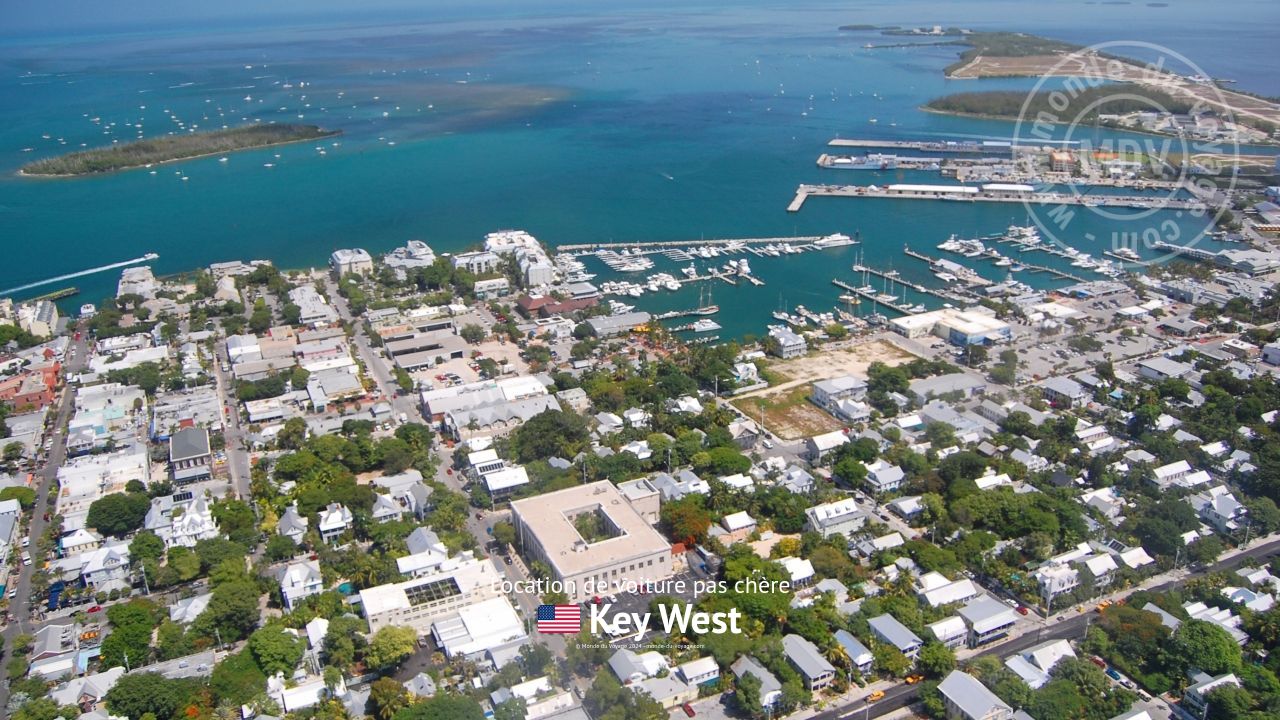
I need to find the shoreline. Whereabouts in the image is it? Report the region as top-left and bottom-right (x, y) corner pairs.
(16, 129), (342, 179)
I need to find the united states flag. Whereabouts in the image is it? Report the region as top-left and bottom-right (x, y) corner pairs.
(536, 604), (581, 634)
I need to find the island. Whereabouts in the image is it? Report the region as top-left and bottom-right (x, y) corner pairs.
(923, 82), (1193, 122)
(18, 123), (341, 177)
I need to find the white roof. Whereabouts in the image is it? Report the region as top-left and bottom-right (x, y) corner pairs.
(928, 616), (967, 641)
(778, 557), (815, 585)
(484, 466), (530, 492)
(722, 511), (757, 531)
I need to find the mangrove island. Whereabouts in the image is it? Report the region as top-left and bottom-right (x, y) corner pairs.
(19, 123), (341, 177)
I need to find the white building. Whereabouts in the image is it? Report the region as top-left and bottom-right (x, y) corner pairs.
(277, 560), (325, 610)
(317, 503), (353, 544)
(359, 554), (505, 634)
(805, 498), (866, 538)
(330, 248), (374, 276)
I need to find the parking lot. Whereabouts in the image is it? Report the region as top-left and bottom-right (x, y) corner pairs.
(589, 565), (714, 643)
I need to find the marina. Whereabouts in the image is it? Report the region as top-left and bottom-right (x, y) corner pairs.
(817, 153), (943, 170)
(786, 183), (1208, 213)
(827, 137), (1078, 154)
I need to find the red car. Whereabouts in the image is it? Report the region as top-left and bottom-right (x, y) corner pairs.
(1017, 606), (1029, 615)
(88, 605), (102, 613)
(681, 703), (696, 717)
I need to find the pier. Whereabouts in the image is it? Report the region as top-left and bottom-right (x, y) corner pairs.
(830, 279), (913, 315)
(0, 252), (158, 297)
(817, 153), (944, 170)
(852, 263), (970, 303)
(557, 236), (823, 254)
(786, 183), (1208, 213)
(904, 245), (1085, 283)
(827, 138), (1078, 154)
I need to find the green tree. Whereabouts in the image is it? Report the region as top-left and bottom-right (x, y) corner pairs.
(209, 649), (267, 706)
(369, 677), (411, 720)
(393, 695), (486, 720)
(917, 642), (956, 678)
(1171, 620), (1243, 676)
(129, 531), (166, 562)
(511, 410), (589, 463)
(105, 673), (199, 720)
(492, 521), (517, 547)
(86, 492), (150, 536)
(872, 643), (911, 678)
(191, 580), (261, 643)
(265, 534), (298, 562)
(459, 324), (487, 344)
(365, 626), (418, 673)
(248, 625), (305, 675)
(0, 486), (36, 509)
(736, 670), (765, 719)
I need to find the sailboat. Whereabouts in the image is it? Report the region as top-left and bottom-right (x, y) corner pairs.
(693, 285), (719, 315)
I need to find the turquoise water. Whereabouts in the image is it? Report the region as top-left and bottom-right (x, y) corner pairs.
(1, 0), (1276, 339)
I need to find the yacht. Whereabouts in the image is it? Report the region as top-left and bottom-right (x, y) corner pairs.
(813, 233), (858, 248)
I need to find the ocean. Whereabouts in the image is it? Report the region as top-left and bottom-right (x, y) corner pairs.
(1, 0), (1276, 339)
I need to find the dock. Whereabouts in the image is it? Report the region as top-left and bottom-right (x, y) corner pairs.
(830, 279), (913, 315)
(827, 138), (1078, 154)
(903, 245), (1085, 284)
(655, 307), (720, 320)
(817, 153), (943, 170)
(853, 263), (970, 303)
(786, 184), (1209, 213)
(557, 236), (823, 254)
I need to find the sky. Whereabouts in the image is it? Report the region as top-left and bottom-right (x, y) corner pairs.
(1, 0), (686, 35)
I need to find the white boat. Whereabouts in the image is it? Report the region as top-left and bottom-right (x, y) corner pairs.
(690, 319), (722, 333)
(814, 233), (858, 248)
(934, 272), (958, 282)
(665, 279), (681, 291)
(79, 303), (97, 317)
(737, 259), (752, 276)
(994, 257), (1012, 267)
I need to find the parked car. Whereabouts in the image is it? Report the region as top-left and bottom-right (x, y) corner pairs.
(681, 703), (696, 717)
(1105, 668), (1122, 681)
(867, 691), (885, 702)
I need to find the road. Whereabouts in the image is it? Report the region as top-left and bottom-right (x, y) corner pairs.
(0, 329), (89, 710)
(210, 344), (252, 499)
(808, 534), (1280, 720)
(321, 274), (421, 424)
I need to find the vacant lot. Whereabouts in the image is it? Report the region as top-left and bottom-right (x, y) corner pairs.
(732, 339), (916, 440)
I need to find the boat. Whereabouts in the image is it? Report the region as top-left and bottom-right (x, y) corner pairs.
(813, 233), (858, 248)
(824, 154), (897, 171)
(681, 263), (698, 279)
(1010, 264), (1025, 272)
(690, 319), (722, 333)
(934, 272), (958, 283)
(79, 303), (97, 317)
(1113, 248), (1141, 261)
(994, 257), (1012, 267)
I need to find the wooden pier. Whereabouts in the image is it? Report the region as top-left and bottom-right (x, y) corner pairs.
(853, 263), (969, 303)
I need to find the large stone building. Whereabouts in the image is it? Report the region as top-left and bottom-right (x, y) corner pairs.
(510, 481), (673, 603)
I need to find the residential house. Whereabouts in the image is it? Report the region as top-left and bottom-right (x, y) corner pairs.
(1039, 377), (1088, 407)
(806, 430), (849, 463)
(80, 541), (131, 590)
(277, 560), (325, 611)
(812, 376), (868, 412)
(958, 597), (1018, 648)
(1188, 486), (1248, 534)
(676, 656), (720, 687)
(168, 427), (212, 484)
(768, 326), (806, 358)
(833, 629), (874, 675)
(277, 504), (309, 545)
(731, 656), (783, 710)
(608, 649), (668, 684)
(868, 614), (923, 659)
(782, 634), (836, 692)
(928, 616), (968, 650)
(145, 492), (220, 549)
(864, 459), (905, 494)
(1003, 639), (1076, 689)
(317, 503), (353, 544)
(805, 498), (866, 538)
(938, 670), (1013, 720)
(1182, 673), (1241, 719)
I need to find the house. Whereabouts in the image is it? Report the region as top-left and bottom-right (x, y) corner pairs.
(778, 464), (815, 494)
(403, 673), (438, 699)
(1039, 377), (1088, 407)
(720, 511), (757, 543)
(938, 670), (1013, 720)
(169, 593), (212, 625)
(1137, 356), (1192, 382)
(833, 629), (874, 675)
(812, 376), (868, 411)
(650, 469), (709, 501)
(49, 666), (126, 710)
(928, 616), (969, 649)
(731, 656), (783, 710)
(371, 493), (405, 524)
(864, 459), (905, 494)
(676, 656), (720, 687)
(909, 373), (987, 404)
(1003, 639), (1076, 689)
(888, 495), (924, 520)
(958, 597), (1018, 648)
(608, 648), (668, 684)
(805, 498), (866, 538)
(783, 634), (836, 691)
(145, 492), (220, 549)
(917, 573), (980, 608)
(633, 675), (697, 710)
(868, 614), (923, 658)
(277, 504), (309, 545)
(1188, 486), (1248, 534)
(277, 560), (325, 610)
(779, 557), (815, 586)
(768, 326), (806, 358)
(856, 532), (905, 558)
(806, 430), (849, 463)
(80, 541), (131, 590)
(666, 395), (703, 414)
(1182, 673), (1241, 719)
(317, 503), (353, 544)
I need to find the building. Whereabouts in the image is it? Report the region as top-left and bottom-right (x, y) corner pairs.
(938, 670), (1012, 720)
(510, 481), (673, 603)
(1050, 150), (1075, 173)
(79, 541), (131, 590)
(430, 594), (529, 660)
(17, 300), (59, 338)
(783, 634), (836, 692)
(1039, 376), (1088, 407)
(586, 312), (652, 338)
(384, 241), (437, 274)
(928, 616), (968, 649)
(451, 250), (500, 275)
(865, 459), (905, 494)
(609, 648), (668, 684)
(277, 504), (309, 545)
(918, 573), (980, 608)
(277, 560), (325, 610)
(833, 629), (874, 675)
(168, 427), (212, 484)
(287, 285), (339, 327)
(1188, 485), (1247, 534)
(145, 492), (220, 549)
(358, 554), (505, 634)
(676, 656), (720, 687)
(958, 597), (1018, 648)
(730, 656), (782, 710)
(910, 373), (987, 404)
(806, 430), (849, 463)
(890, 308), (1011, 346)
(1182, 673), (1240, 719)
(329, 248), (374, 276)
(1003, 639), (1076, 689)
(868, 614), (923, 658)
(317, 503), (353, 544)
(1137, 356), (1192, 382)
(812, 375), (868, 411)
(805, 498), (866, 538)
(768, 326), (807, 358)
